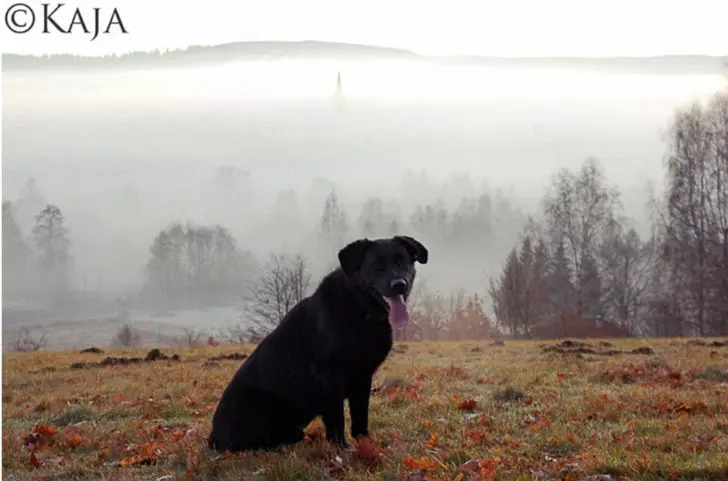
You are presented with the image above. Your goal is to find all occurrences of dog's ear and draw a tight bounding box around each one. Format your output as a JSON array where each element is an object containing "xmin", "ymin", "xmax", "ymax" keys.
[
  {"xmin": 393, "ymin": 236, "xmax": 428, "ymax": 264},
  {"xmin": 338, "ymin": 239, "xmax": 374, "ymax": 277}
]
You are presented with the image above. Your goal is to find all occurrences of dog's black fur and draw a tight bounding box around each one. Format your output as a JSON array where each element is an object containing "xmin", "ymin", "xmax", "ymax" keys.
[{"xmin": 208, "ymin": 235, "xmax": 428, "ymax": 452}]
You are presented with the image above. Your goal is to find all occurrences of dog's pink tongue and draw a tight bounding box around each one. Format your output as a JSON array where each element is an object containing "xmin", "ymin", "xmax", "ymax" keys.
[{"xmin": 384, "ymin": 295, "xmax": 408, "ymax": 327}]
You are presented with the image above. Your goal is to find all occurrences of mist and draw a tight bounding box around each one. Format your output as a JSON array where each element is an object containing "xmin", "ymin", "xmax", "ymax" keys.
[{"xmin": 3, "ymin": 53, "xmax": 725, "ymax": 348}]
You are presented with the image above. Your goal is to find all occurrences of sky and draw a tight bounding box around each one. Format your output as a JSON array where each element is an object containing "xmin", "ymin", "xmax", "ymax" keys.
[{"xmin": 1, "ymin": 0, "xmax": 727, "ymax": 57}]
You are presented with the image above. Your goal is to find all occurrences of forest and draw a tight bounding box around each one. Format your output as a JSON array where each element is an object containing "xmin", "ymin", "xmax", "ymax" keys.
[{"xmin": 3, "ymin": 87, "xmax": 727, "ymax": 345}]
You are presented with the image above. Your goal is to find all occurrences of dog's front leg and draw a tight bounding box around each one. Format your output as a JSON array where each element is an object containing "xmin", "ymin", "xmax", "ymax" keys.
[
  {"xmin": 322, "ymin": 394, "xmax": 347, "ymax": 448},
  {"xmin": 348, "ymin": 375, "xmax": 372, "ymax": 439},
  {"xmin": 315, "ymin": 350, "xmax": 348, "ymax": 447}
]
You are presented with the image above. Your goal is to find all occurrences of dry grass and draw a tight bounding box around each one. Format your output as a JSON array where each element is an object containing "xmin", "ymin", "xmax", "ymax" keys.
[{"xmin": 3, "ymin": 338, "xmax": 728, "ymax": 481}]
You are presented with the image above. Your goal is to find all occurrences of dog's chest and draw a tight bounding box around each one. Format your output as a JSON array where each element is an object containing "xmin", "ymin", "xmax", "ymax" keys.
[{"xmin": 338, "ymin": 326, "xmax": 392, "ymax": 373}]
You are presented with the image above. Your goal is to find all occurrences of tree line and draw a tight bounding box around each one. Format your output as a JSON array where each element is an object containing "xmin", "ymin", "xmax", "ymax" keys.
[
  {"xmin": 4, "ymin": 86, "xmax": 727, "ymax": 342},
  {"xmin": 489, "ymin": 88, "xmax": 728, "ymax": 338},
  {"xmin": 141, "ymin": 222, "xmax": 256, "ymax": 308}
]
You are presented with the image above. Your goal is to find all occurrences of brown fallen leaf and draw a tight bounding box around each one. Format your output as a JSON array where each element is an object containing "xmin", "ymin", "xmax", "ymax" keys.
[{"xmin": 29, "ymin": 452, "xmax": 41, "ymax": 468}]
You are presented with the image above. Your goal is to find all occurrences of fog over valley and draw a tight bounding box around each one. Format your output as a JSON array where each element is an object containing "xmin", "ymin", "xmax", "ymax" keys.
[{"xmin": 3, "ymin": 43, "xmax": 727, "ymax": 348}]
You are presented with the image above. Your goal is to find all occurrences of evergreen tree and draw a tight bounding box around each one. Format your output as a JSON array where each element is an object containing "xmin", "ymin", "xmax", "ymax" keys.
[{"xmin": 32, "ymin": 204, "xmax": 72, "ymax": 296}]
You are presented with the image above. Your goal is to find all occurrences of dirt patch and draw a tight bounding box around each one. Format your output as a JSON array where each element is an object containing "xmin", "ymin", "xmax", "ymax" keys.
[
  {"xmin": 630, "ymin": 346, "xmax": 654, "ymax": 355},
  {"xmin": 684, "ymin": 339, "xmax": 727, "ymax": 348},
  {"xmin": 145, "ymin": 348, "xmax": 177, "ymax": 361},
  {"xmin": 493, "ymin": 387, "xmax": 526, "ymax": 403},
  {"xmin": 79, "ymin": 347, "xmax": 104, "ymax": 354},
  {"xmin": 490, "ymin": 340, "xmax": 505, "ymax": 347},
  {"xmin": 541, "ymin": 340, "xmax": 618, "ymax": 357},
  {"xmin": 202, "ymin": 353, "xmax": 248, "ymax": 367},
  {"xmin": 208, "ymin": 352, "xmax": 248, "ymax": 362},
  {"xmin": 541, "ymin": 340, "xmax": 654, "ymax": 357},
  {"xmin": 70, "ymin": 349, "xmax": 181, "ymax": 369},
  {"xmin": 596, "ymin": 361, "xmax": 727, "ymax": 386}
]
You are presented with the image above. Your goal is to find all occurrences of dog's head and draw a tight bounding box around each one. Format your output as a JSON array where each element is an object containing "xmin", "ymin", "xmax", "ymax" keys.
[{"xmin": 338, "ymin": 235, "xmax": 428, "ymax": 328}]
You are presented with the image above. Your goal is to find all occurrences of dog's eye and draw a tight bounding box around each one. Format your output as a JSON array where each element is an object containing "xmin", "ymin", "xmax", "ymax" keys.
[{"xmin": 373, "ymin": 260, "xmax": 386, "ymax": 271}]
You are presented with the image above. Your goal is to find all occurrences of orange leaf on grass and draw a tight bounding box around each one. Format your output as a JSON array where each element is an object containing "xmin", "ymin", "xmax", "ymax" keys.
[
  {"xmin": 402, "ymin": 456, "xmax": 438, "ymax": 471},
  {"xmin": 467, "ymin": 429, "xmax": 488, "ymax": 443},
  {"xmin": 119, "ymin": 455, "xmax": 153, "ymax": 467},
  {"xmin": 425, "ymin": 432, "xmax": 440, "ymax": 449},
  {"xmin": 529, "ymin": 417, "xmax": 551, "ymax": 432},
  {"xmin": 475, "ymin": 458, "xmax": 498, "ymax": 481},
  {"xmin": 67, "ymin": 434, "xmax": 83, "ymax": 448},
  {"xmin": 35, "ymin": 425, "xmax": 57, "ymax": 436}
]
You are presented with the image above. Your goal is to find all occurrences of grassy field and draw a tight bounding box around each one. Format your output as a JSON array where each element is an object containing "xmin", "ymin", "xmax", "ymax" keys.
[{"xmin": 2, "ymin": 338, "xmax": 728, "ymax": 481}]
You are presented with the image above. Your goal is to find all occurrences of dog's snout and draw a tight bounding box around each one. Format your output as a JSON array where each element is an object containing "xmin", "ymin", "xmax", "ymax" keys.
[{"xmin": 390, "ymin": 278, "xmax": 408, "ymax": 294}]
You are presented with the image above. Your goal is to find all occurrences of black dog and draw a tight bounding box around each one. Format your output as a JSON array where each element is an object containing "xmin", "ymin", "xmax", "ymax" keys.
[{"xmin": 208, "ymin": 235, "xmax": 428, "ymax": 452}]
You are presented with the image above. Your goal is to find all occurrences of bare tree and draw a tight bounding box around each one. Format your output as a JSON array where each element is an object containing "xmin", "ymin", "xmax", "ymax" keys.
[
  {"xmin": 542, "ymin": 158, "xmax": 620, "ymax": 318},
  {"xmin": 221, "ymin": 323, "xmax": 249, "ymax": 344},
  {"xmin": 449, "ymin": 293, "xmax": 494, "ymax": 340},
  {"xmin": 599, "ymin": 219, "xmax": 655, "ymax": 334},
  {"xmin": 12, "ymin": 327, "xmax": 48, "ymax": 352},
  {"xmin": 410, "ymin": 282, "xmax": 448, "ymax": 341},
  {"xmin": 242, "ymin": 253, "xmax": 312, "ymax": 336},
  {"xmin": 661, "ymin": 88, "xmax": 728, "ymax": 335},
  {"xmin": 180, "ymin": 328, "xmax": 203, "ymax": 347}
]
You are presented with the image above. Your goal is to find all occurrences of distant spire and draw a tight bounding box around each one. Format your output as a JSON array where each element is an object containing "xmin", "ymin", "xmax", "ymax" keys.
[{"xmin": 333, "ymin": 71, "xmax": 345, "ymax": 112}]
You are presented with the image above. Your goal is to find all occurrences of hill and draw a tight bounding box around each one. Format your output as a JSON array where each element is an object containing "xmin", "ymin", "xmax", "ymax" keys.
[{"xmin": 3, "ymin": 40, "xmax": 727, "ymax": 75}]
